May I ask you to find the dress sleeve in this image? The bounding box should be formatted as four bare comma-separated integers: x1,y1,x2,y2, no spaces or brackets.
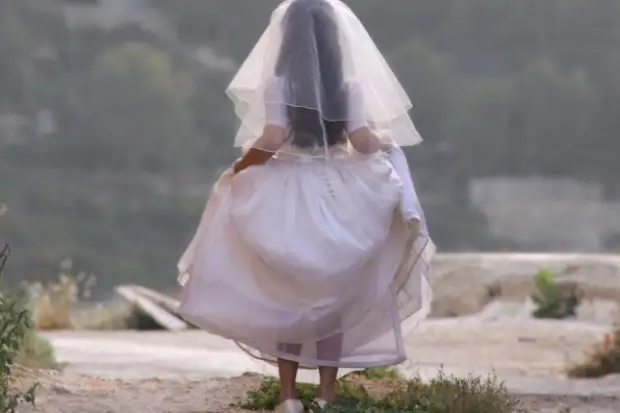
346,81,368,133
388,147,424,223
264,77,287,128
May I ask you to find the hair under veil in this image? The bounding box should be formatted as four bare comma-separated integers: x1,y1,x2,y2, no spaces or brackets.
226,0,423,156
276,0,347,148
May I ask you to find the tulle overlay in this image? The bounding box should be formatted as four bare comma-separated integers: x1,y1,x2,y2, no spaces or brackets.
227,0,423,156
178,151,434,368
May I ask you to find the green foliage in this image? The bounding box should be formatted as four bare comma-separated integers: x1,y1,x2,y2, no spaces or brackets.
0,168,205,295
0,245,38,413
238,372,521,413
531,269,581,319
450,59,595,178
0,4,30,106
77,41,195,172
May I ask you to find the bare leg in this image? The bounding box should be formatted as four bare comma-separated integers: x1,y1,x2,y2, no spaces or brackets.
316,334,343,403
277,343,301,402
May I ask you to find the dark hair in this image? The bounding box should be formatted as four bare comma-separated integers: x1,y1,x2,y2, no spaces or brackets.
275,0,348,148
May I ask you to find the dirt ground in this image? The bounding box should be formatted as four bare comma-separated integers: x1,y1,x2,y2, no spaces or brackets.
11,368,620,413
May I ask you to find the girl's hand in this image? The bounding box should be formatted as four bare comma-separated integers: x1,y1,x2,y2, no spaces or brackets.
219,166,236,181
232,147,274,174
231,159,241,174
377,129,397,152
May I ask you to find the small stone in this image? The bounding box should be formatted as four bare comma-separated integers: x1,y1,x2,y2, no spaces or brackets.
50,383,73,395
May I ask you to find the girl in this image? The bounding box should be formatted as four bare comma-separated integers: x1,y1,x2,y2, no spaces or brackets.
177,1,434,412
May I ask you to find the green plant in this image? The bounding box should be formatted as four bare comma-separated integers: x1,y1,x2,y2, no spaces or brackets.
567,330,620,378
238,371,522,413
0,245,38,413
531,268,581,319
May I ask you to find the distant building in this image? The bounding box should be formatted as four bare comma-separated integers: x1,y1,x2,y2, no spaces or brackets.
470,177,620,251
0,113,30,145
35,110,58,137
0,110,58,146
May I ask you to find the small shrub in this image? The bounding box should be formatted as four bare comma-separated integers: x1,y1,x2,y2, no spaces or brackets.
0,245,38,413
25,259,95,331
238,370,522,413
531,268,581,319
567,330,620,378
15,328,58,370
25,261,154,331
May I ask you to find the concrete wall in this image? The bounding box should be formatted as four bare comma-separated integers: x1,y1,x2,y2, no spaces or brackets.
470,177,619,251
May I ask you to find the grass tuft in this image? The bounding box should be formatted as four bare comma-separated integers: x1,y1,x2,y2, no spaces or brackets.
238,370,522,413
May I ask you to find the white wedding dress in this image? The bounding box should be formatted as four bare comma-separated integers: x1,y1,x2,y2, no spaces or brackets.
177,79,434,369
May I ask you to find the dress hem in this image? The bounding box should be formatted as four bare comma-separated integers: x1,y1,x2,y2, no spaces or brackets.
179,312,409,370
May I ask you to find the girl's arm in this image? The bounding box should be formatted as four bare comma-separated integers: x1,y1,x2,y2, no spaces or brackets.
348,127,382,154
233,125,286,173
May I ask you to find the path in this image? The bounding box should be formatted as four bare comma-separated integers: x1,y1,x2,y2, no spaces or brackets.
41,319,620,396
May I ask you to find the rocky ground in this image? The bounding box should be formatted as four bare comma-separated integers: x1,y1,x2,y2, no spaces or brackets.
12,368,620,413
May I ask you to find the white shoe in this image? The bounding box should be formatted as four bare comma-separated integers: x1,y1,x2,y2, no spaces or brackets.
314,398,329,409
275,399,304,413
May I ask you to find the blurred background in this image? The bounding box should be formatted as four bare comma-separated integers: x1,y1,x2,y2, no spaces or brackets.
1,0,619,297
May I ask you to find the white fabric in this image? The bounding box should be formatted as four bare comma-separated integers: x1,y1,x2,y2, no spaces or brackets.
177,152,434,368
227,0,423,156
388,147,426,227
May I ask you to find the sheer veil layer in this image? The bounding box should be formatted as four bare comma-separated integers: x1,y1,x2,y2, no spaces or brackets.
226,0,423,157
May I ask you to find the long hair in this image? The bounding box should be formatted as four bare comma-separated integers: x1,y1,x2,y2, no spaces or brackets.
275,0,348,148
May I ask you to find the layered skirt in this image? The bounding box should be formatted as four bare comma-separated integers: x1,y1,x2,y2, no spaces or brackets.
178,152,434,368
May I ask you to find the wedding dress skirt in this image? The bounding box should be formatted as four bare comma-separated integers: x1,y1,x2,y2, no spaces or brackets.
177,150,434,368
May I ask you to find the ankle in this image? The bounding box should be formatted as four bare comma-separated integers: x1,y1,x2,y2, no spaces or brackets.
316,389,336,403
279,391,297,403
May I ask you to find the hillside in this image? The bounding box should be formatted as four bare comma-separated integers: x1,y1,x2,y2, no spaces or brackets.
1,0,620,295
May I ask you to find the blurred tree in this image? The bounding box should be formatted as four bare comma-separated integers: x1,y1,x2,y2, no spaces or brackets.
65,42,195,172
189,73,236,165
353,0,457,50
388,39,459,195
151,0,279,60
0,6,30,108
449,58,595,179
390,38,455,143
438,0,542,72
